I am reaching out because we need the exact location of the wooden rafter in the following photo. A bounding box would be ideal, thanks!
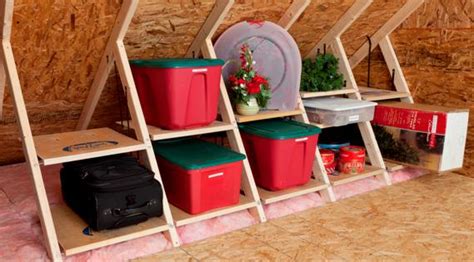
[277,0,310,31]
[305,0,373,59]
[349,0,425,68]
[186,0,234,58]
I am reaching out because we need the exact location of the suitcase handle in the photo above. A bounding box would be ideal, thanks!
[112,199,158,217]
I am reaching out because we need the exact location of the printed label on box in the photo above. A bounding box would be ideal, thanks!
[373,105,447,135]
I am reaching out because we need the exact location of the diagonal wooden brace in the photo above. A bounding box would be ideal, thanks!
[305,0,373,59]
[349,0,425,68]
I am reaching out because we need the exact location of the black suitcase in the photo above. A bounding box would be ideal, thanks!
[60,154,163,231]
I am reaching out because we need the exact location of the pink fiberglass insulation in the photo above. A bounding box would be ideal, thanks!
[0,163,428,261]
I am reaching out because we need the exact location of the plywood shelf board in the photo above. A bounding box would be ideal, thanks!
[258,179,328,205]
[235,109,304,123]
[385,160,405,172]
[300,89,358,99]
[51,204,169,256]
[34,128,146,166]
[328,165,385,186]
[117,120,235,140]
[170,196,256,227]
[359,87,411,101]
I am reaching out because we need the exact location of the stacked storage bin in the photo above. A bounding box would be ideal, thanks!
[130,58,224,130]
[131,58,247,215]
[153,138,245,214]
[239,119,321,191]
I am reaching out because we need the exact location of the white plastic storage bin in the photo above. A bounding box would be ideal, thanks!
[304,97,377,127]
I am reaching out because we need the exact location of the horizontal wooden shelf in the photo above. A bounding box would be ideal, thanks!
[34,128,146,165]
[51,204,169,256]
[258,179,328,205]
[384,160,405,172]
[149,121,234,140]
[300,89,357,99]
[170,196,257,227]
[359,87,410,101]
[235,109,303,123]
[117,120,235,140]
[309,122,332,129]
[328,165,385,186]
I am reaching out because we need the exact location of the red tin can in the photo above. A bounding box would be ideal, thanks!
[320,149,336,175]
[338,146,366,174]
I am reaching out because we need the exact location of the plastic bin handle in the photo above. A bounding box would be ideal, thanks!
[208,172,224,179]
[192,68,208,73]
[295,137,308,142]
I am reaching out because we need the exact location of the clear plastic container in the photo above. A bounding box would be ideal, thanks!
[303,98,377,127]
[214,21,301,111]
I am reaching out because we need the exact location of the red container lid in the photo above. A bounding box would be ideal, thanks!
[340,146,366,158]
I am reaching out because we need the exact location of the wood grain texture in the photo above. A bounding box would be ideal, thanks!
[0,0,472,178]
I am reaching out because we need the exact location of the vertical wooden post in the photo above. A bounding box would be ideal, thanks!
[379,36,414,103]
[331,37,392,185]
[0,0,63,260]
[0,60,5,121]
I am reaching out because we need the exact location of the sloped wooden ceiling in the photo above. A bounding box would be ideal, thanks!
[1,0,472,177]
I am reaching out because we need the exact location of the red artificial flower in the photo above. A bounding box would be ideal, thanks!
[247,81,261,95]
[229,75,238,85]
[253,74,268,86]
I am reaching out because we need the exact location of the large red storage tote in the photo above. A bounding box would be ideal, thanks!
[130,58,224,130]
[239,119,321,191]
[153,138,245,215]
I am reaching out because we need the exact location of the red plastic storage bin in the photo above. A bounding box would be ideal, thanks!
[130,59,224,130]
[153,138,245,215]
[239,119,321,191]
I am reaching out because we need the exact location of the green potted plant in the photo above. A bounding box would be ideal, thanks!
[228,44,271,116]
[301,53,344,92]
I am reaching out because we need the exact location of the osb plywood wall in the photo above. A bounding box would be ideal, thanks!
[1,0,472,176]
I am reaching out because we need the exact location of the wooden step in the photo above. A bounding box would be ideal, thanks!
[300,89,358,99]
[117,120,235,141]
[170,196,257,227]
[328,165,385,186]
[257,179,328,205]
[51,204,169,256]
[359,87,411,101]
[235,109,304,123]
[34,128,146,165]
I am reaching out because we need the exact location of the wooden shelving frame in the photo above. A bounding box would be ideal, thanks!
[1,1,182,260]
[81,0,267,242]
[1,0,426,260]
[188,0,338,205]
[300,0,392,187]
[348,0,424,171]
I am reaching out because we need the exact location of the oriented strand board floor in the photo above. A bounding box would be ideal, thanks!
[137,173,474,261]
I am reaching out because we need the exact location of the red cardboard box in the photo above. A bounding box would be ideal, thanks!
[372,102,469,172]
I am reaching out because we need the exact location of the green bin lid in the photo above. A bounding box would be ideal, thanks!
[153,138,245,170]
[130,58,224,68]
[239,119,321,140]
